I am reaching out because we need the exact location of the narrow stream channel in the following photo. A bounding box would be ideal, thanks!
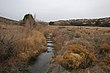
[29,36,54,73]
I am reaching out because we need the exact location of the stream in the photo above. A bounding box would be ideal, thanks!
[29,36,54,73]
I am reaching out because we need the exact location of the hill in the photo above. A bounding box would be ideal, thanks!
[49,17,110,27]
[0,16,19,25]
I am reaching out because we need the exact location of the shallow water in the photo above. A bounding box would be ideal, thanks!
[29,37,54,73]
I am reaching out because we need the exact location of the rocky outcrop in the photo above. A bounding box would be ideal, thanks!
[21,14,37,28]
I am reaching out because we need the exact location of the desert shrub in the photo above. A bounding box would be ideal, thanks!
[55,44,96,70]
[99,43,110,56]
[16,30,47,60]
[0,23,47,73]
[74,33,81,38]
[49,22,54,25]
[0,29,18,62]
[100,43,110,51]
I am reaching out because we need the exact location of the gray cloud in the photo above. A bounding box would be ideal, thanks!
[0,0,110,21]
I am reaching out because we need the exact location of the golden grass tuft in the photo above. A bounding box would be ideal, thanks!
[99,43,110,56]
[55,44,97,70]
[100,43,110,50]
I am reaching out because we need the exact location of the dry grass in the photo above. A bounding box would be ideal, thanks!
[38,25,110,73]
[0,23,47,73]
[55,44,96,70]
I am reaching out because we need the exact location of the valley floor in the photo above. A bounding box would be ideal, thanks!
[0,21,110,73]
[38,25,110,73]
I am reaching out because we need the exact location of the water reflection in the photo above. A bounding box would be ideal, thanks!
[29,37,54,73]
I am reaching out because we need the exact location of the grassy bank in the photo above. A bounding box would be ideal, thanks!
[0,23,47,73]
[38,25,110,73]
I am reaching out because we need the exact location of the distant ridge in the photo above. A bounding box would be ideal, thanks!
[49,17,110,27]
[0,16,19,24]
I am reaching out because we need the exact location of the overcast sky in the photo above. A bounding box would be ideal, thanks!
[0,0,110,21]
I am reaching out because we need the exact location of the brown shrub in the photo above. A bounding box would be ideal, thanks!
[55,44,96,70]
[0,24,47,73]
[16,30,47,60]
[100,43,110,51]
[99,43,110,56]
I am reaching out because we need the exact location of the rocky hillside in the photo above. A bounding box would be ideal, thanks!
[0,16,19,25]
[49,17,110,27]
